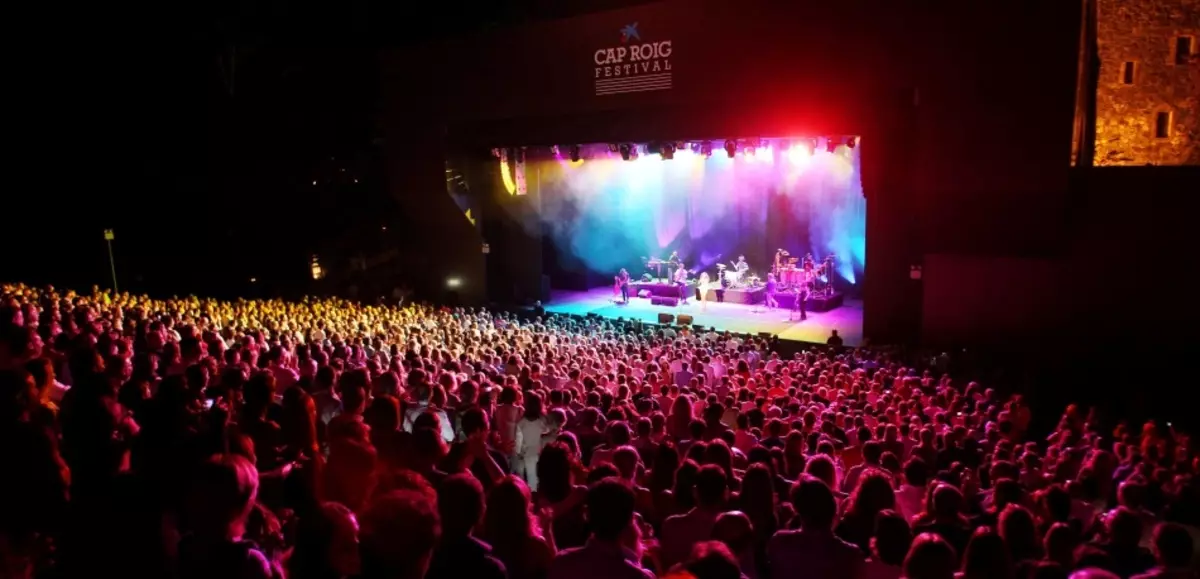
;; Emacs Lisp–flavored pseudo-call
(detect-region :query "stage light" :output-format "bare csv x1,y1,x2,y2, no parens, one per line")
619,143,632,161
700,141,713,157
608,143,620,153
446,277,462,288
787,143,812,165
661,142,675,160
826,138,838,153
808,138,818,154
744,144,756,157
569,145,581,162
845,137,857,149
724,139,737,158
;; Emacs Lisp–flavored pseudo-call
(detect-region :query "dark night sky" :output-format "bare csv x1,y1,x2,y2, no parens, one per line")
4,0,657,297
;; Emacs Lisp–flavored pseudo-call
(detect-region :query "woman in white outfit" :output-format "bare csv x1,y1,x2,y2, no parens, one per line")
515,392,549,490
494,386,523,470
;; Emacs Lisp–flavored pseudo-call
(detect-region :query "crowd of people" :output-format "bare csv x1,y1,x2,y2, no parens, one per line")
0,282,1196,579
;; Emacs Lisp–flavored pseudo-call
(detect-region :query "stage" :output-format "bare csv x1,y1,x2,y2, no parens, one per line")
545,286,863,346
630,281,845,311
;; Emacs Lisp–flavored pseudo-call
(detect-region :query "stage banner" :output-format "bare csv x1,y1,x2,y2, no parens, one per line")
592,21,673,96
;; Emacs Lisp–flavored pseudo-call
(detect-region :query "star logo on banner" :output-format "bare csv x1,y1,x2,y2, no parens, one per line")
620,22,640,43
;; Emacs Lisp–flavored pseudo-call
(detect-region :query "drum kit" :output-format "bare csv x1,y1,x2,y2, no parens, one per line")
716,264,759,289
775,251,837,297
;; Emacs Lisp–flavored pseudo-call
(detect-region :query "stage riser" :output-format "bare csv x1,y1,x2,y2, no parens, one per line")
703,288,763,305
632,282,688,297
776,292,844,312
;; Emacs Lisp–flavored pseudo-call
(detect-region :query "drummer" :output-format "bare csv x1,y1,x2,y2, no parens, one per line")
734,255,749,275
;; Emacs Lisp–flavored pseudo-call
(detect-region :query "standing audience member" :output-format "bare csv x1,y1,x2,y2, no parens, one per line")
427,473,508,579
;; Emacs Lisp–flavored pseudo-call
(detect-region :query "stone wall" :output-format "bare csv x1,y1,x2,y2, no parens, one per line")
1095,0,1199,165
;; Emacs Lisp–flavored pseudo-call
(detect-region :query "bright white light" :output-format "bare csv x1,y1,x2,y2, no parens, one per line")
446,277,462,288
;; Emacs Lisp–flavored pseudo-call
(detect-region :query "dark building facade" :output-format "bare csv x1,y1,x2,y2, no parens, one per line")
1094,0,1199,165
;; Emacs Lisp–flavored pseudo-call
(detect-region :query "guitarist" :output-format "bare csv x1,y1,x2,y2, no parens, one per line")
615,268,631,304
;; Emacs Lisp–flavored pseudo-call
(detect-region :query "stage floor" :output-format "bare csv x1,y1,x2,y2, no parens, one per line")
545,287,863,347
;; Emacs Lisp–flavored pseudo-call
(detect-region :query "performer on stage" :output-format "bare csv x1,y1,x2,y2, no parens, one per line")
616,268,631,304
789,284,808,321
673,263,689,304
764,273,779,309
734,255,749,274
697,271,711,312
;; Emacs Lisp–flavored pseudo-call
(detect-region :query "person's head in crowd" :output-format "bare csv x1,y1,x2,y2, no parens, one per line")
904,532,959,579
1067,570,1120,579
998,504,1041,561
1149,522,1194,570
185,454,260,541
871,510,913,566
790,474,837,531
1104,507,1144,548
960,528,1014,579
588,463,620,484
289,502,361,579
1043,522,1079,569
712,510,755,561
483,475,539,550
613,445,641,481
848,470,896,519
694,464,729,510
586,478,637,543
359,490,440,579
437,473,485,540
804,454,839,490
679,540,742,579
904,457,929,487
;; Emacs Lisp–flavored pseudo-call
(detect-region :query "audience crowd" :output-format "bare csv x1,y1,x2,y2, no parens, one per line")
1,282,1196,579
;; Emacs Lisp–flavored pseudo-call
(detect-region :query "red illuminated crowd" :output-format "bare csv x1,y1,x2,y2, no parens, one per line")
1,283,1196,579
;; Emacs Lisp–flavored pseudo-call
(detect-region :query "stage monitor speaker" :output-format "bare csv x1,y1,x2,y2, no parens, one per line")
677,314,694,326
657,313,674,324
651,296,679,307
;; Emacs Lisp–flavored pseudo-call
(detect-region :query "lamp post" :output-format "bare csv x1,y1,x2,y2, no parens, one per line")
104,229,119,293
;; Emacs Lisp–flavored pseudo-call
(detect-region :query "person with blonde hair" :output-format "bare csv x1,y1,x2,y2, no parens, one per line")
698,271,712,312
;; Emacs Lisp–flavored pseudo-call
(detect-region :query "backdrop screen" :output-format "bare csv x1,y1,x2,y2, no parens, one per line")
523,139,866,289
